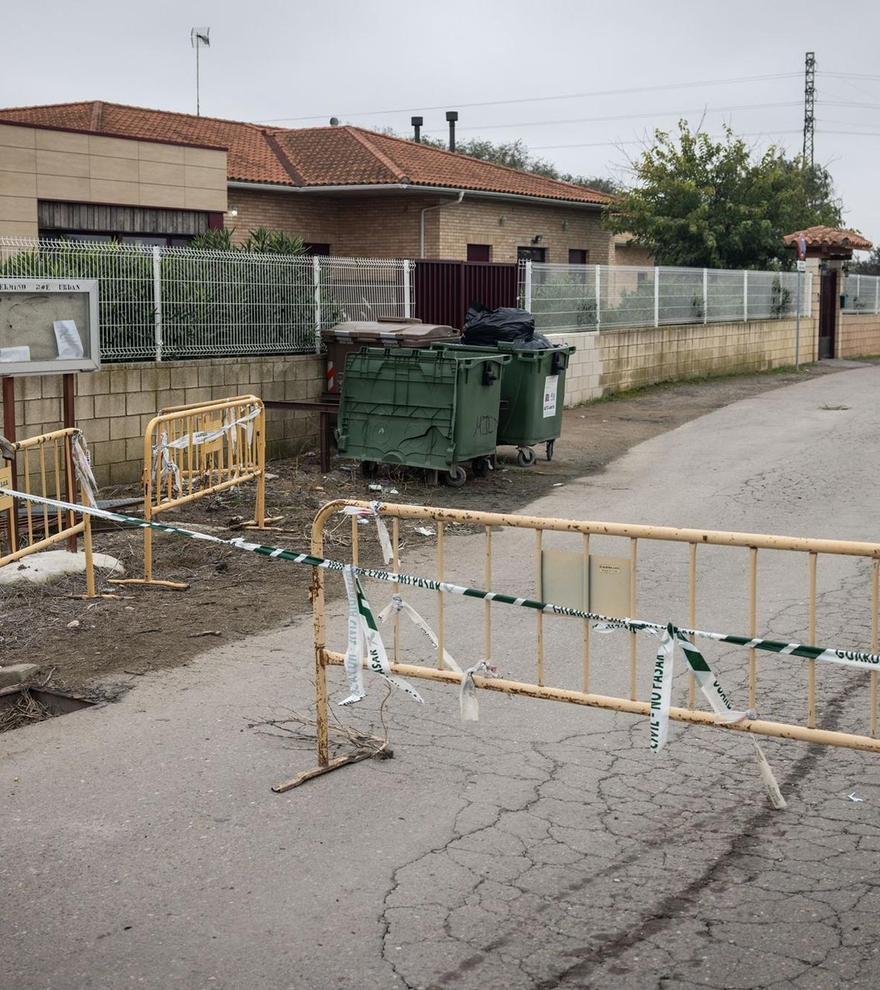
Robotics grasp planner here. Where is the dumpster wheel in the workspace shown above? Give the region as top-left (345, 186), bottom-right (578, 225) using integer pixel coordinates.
top-left (546, 439), bottom-right (555, 462)
top-left (516, 447), bottom-right (537, 468)
top-left (444, 465), bottom-right (468, 488)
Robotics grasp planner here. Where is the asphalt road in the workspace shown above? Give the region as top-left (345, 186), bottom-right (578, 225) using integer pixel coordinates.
top-left (3, 364), bottom-right (880, 990)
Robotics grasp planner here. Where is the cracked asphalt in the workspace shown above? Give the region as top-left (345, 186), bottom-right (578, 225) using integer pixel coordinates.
top-left (3, 364), bottom-right (880, 990)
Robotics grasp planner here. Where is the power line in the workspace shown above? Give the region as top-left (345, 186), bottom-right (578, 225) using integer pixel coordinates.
top-left (453, 101), bottom-right (802, 133)
top-left (820, 71), bottom-right (880, 83)
top-left (817, 99), bottom-right (880, 112)
top-left (258, 72), bottom-right (801, 124)
top-left (524, 129), bottom-right (805, 152)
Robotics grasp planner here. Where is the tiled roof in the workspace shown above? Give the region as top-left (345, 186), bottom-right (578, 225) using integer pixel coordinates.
top-left (783, 226), bottom-right (873, 252)
top-left (0, 100), bottom-right (611, 206)
top-left (0, 101), bottom-right (290, 185)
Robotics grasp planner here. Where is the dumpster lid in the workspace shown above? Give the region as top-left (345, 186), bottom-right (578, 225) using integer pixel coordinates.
top-left (321, 320), bottom-right (459, 342)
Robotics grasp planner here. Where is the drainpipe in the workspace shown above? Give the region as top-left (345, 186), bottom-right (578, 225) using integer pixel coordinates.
top-left (420, 190), bottom-right (465, 258)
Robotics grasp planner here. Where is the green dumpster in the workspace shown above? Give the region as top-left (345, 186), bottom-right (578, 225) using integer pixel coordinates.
top-left (336, 347), bottom-right (510, 486)
top-left (432, 342), bottom-right (576, 465)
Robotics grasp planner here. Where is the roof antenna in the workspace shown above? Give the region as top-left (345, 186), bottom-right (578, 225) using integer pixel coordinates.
top-left (190, 27), bottom-right (210, 116)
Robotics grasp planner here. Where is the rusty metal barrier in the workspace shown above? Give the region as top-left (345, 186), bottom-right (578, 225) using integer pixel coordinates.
top-left (113, 394), bottom-right (271, 590)
top-left (275, 498), bottom-right (880, 791)
top-left (0, 428), bottom-right (98, 597)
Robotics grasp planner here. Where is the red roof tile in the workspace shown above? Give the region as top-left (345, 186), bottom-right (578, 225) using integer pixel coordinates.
top-left (0, 101), bottom-right (611, 206)
top-left (783, 226), bottom-right (873, 252)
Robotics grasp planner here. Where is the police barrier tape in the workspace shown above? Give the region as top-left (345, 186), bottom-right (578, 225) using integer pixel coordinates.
top-left (4, 486), bottom-right (880, 776)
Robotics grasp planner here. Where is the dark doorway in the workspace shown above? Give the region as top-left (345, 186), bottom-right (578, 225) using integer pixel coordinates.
top-left (818, 269), bottom-right (838, 359)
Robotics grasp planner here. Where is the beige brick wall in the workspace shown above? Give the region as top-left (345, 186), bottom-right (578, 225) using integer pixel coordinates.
top-left (549, 315), bottom-right (819, 406)
top-left (437, 198), bottom-right (611, 264)
top-left (839, 313), bottom-right (880, 358)
top-left (0, 122), bottom-right (227, 238)
top-left (0, 355), bottom-right (323, 487)
top-left (226, 188), bottom-right (340, 247)
top-left (221, 186), bottom-right (613, 262)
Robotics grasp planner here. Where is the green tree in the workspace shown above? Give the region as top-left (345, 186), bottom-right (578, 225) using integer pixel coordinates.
top-left (605, 122), bottom-right (843, 269)
top-left (851, 246), bottom-right (880, 275)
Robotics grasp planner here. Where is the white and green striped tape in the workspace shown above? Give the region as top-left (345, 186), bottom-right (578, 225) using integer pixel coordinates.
top-left (3, 488), bottom-right (880, 684)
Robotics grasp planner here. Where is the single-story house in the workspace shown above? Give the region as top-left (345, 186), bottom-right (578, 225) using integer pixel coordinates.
top-left (0, 101), bottom-right (628, 264)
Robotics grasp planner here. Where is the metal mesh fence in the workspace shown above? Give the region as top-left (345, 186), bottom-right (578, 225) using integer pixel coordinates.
top-left (523, 263), bottom-right (812, 333)
top-left (0, 239), bottom-right (413, 362)
top-left (842, 273), bottom-right (880, 314)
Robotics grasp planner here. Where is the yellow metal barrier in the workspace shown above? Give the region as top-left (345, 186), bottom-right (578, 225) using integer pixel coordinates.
top-left (114, 394), bottom-right (271, 590)
top-left (276, 499), bottom-right (880, 790)
top-left (0, 428), bottom-right (98, 598)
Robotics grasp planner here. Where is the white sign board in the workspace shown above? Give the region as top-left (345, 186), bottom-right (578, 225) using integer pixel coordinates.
top-left (796, 260), bottom-right (807, 273)
top-left (0, 278), bottom-right (100, 376)
top-left (542, 374), bottom-right (559, 418)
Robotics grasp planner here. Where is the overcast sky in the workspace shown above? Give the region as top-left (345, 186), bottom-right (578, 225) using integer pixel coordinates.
top-left (5, 0), bottom-right (880, 251)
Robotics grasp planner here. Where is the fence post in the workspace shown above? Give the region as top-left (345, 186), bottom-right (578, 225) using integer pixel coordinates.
top-left (875, 277), bottom-right (879, 315)
top-left (653, 266), bottom-right (660, 327)
top-left (313, 256), bottom-right (322, 354)
top-left (523, 261), bottom-right (533, 311)
top-left (856, 274), bottom-right (861, 310)
top-left (743, 270), bottom-right (748, 322)
top-left (403, 260), bottom-right (412, 319)
top-left (595, 265), bottom-right (601, 330)
top-left (702, 268), bottom-right (708, 324)
top-left (152, 246), bottom-right (163, 362)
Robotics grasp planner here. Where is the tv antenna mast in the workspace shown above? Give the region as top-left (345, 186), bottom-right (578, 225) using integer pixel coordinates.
top-left (191, 27), bottom-right (211, 116)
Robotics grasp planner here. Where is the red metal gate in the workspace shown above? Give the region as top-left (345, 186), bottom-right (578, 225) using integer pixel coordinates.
top-left (413, 260), bottom-right (519, 329)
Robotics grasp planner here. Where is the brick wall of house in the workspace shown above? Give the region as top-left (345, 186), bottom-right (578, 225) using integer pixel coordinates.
top-left (334, 195), bottom-right (439, 258)
top-left (437, 199), bottom-right (611, 264)
top-left (0, 121), bottom-right (227, 240)
top-left (0, 356), bottom-right (323, 488)
top-left (221, 186), bottom-right (614, 263)
top-left (838, 313), bottom-right (880, 358)
top-left (225, 188), bottom-right (340, 247)
top-left (549, 315), bottom-right (818, 406)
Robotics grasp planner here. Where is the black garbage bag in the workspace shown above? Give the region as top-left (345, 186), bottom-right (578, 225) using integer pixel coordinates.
top-left (463, 303), bottom-right (535, 344)
top-left (511, 333), bottom-right (554, 350)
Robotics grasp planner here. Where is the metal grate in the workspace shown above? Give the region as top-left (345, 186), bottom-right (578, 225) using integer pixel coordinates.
top-left (0, 239), bottom-right (413, 363)
top-left (842, 273), bottom-right (880, 314)
top-left (522, 262), bottom-right (812, 333)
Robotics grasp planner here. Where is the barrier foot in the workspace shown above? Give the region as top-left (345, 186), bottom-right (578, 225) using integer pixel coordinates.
top-left (239, 515), bottom-right (283, 530)
top-left (109, 578), bottom-right (190, 591)
top-left (272, 741), bottom-right (392, 793)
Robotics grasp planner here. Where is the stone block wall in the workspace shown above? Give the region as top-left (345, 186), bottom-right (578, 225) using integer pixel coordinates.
top-left (549, 315), bottom-right (818, 406)
top-left (0, 354), bottom-right (324, 487)
top-left (838, 314), bottom-right (880, 358)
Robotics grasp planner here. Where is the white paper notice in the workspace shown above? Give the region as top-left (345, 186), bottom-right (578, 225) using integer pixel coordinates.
top-left (53, 320), bottom-right (84, 359)
top-left (0, 346), bottom-right (30, 362)
top-left (542, 374), bottom-right (559, 418)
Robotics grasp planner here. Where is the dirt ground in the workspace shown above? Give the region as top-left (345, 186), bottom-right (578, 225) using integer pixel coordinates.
top-left (0, 363), bottom-right (850, 697)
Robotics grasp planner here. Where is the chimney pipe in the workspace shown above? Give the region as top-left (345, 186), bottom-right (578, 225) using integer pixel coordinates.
top-left (446, 110), bottom-right (458, 152)
top-left (411, 115), bottom-right (423, 143)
